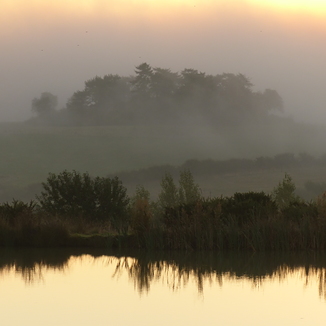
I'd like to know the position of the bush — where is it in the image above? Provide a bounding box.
[37,170,129,234]
[38,170,96,217]
[130,186,152,246]
[221,192,276,226]
[94,176,130,234]
[157,170,201,211]
[317,191,326,219]
[280,201,318,222]
[178,169,201,205]
[157,172,179,212]
[0,200,37,227]
[271,173,300,210]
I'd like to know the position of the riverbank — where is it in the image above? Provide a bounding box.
[2,172,326,251]
[1,215,326,251]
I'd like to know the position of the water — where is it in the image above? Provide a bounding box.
[0,249,326,326]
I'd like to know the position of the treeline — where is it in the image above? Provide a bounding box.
[112,152,326,199]
[114,152,326,181]
[1,170,326,250]
[30,63,283,126]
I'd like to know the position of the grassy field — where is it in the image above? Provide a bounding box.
[119,166,326,201]
[1,121,326,201]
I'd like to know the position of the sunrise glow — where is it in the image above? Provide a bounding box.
[250,0,326,14]
[2,0,326,23]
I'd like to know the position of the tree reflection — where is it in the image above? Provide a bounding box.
[109,251,326,299]
[0,248,103,284]
[1,249,326,299]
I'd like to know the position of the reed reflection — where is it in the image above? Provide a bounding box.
[0,248,71,284]
[109,251,326,298]
[1,249,326,300]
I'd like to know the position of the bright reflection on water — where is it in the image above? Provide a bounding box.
[0,249,326,326]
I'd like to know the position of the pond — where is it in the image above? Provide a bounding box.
[0,249,326,326]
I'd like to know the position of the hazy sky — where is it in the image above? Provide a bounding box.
[1,0,326,123]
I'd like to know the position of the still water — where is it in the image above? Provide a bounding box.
[0,249,326,326]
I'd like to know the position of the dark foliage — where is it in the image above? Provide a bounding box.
[2,172,326,251]
[221,192,277,226]
[37,170,129,233]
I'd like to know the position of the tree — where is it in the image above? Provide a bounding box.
[38,170,96,217]
[158,173,179,211]
[151,67,179,99]
[94,176,130,234]
[38,171,130,234]
[261,89,283,112]
[178,169,201,205]
[66,75,131,123]
[271,173,300,210]
[176,69,219,118]
[253,89,283,114]
[31,92,58,117]
[130,185,152,243]
[157,170,201,209]
[83,74,130,112]
[178,69,209,98]
[130,62,153,98]
[218,73,253,113]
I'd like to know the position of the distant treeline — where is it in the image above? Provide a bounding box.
[112,151,326,183]
[112,152,326,200]
[29,63,283,126]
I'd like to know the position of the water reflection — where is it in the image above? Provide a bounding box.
[0,249,68,284]
[1,248,326,299]
[108,251,326,299]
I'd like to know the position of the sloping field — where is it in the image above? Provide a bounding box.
[118,165,326,201]
[1,122,326,201]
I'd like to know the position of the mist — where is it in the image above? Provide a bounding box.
[1,1,326,203]
[1,1,326,123]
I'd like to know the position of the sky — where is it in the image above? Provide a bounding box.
[1,0,326,123]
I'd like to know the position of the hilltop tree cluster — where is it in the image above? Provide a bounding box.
[31,63,283,126]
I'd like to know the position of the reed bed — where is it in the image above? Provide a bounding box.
[1,197,326,251]
[1,172,326,250]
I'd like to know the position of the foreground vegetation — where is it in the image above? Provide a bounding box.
[1,170,326,251]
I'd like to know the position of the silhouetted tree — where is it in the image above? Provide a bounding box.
[151,67,179,99]
[253,89,283,114]
[131,63,154,98]
[31,92,58,117]
[218,73,253,114]
[83,74,130,112]
[66,75,131,124]
[178,69,211,99]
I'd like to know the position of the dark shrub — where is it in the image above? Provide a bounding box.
[221,192,277,226]
[94,176,129,234]
[0,200,37,227]
[38,170,96,217]
[38,170,129,234]
[281,201,318,222]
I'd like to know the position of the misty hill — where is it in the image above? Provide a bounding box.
[2,64,326,203]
